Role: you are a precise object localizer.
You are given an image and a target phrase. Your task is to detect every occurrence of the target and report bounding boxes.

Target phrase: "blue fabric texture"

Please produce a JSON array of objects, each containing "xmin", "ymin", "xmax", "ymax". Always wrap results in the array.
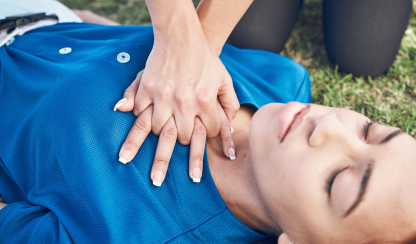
[{"xmin": 0, "ymin": 23, "xmax": 312, "ymax": 243}]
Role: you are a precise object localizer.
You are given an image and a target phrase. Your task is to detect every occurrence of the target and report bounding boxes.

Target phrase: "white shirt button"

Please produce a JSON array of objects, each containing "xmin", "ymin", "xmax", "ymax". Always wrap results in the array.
[
  {"xmin": 117, "ymin": 52, "xmax": 130, "ymax": 63},
  {"xmin": 59, "ymin": 47, "xmax": 72, "ymax": 54},
  {"xmin": 6, "ymin": 37, "xmax": 15, "ymax": 46}
]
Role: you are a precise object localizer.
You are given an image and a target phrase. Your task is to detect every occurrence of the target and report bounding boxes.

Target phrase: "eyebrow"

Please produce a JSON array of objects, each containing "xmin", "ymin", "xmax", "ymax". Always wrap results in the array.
[
  {"xmin": 379, "ymin": 129, "xmax": 404, "ymax": 144},
  {"xmin": 344, "ymin": 164, "xmax": 373, "ymax": 217}
]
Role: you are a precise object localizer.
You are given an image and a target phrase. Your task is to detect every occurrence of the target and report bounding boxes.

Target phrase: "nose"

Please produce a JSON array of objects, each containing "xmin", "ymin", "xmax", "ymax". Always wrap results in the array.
[{"xmin": 308, "ymin": 112, "xmax": 344, "ymax": 147}]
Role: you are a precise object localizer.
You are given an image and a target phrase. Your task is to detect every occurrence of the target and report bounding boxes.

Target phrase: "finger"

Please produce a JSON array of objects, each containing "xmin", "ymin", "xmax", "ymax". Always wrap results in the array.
[
  {"xmin": 118, "ymin": 105, "xmax": 153, "ymax": 164},
  {"xmin": 217, "ymin": 101, "xmax": 236, "ymax": 160},
  {"xmin": 218, "ymin": 74, "xmax": 240, "ymax": 130},
  {"xmin": 150, "ymin": 116, "xmax": 177, "ymax": 187},
  {"xmin": 175, "ymin": 113, "xmax": 196, "ymax": 145},
  {"xmin": 133, "ymin": 72, "xmax": 154, "ymax": 117},
  {"xmin": 197, "ymin": 102, "xmax": 221, "ymax": 139},
  {"xmin": 188, "ymin": 117, "xmax": 206, "ymax": 183},
  {"xmin": 173, "ymin": 90, "xmax": 197, "ymax": 144},
  {"xmin": 151, "ymin": 102, "xmax": 173, "ymax": 136},
  {"xmin": 114, "ymin": 70, "xmax": 143, "ymax": 112}
]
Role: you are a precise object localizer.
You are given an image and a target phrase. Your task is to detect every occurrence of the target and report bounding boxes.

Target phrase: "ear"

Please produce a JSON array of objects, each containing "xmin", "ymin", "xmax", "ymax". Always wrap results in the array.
[{"xmin": 278, "ymin": 233, "xmax": 295, "ymax": 244}]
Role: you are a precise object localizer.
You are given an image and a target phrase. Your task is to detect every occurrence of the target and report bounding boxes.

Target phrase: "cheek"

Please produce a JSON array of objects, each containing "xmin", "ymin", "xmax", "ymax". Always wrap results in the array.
[
  {"xmin": 257, "ymin": 151, "xmax": 340, "ymax": 232},
  {"xmin": 255, "ymin": 152, "xmax": 319, "ymax": 214},
  {"xmin": 264, "ymin": 167, "xmax": 331, "ymax": 242}
]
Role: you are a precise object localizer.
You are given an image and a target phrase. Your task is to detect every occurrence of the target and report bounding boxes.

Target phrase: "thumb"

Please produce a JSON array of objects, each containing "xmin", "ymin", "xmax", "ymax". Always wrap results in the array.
[
  {"xmin": 278, "ymin": 233, "xmax": 295, "ymax": 244},
  {"xmin": 114, "ymin": 70, "xmax": 143, "ymax": 112},
  {"xmin": 217, "ymin": 75, "xmax": 240, "ymax": 128}
]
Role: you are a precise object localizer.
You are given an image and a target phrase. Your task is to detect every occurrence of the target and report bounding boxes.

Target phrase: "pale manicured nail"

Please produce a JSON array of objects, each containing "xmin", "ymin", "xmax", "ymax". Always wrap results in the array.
[
  {"xmin": 113, "ymin": 98, "xmax": 127, "ymax": 111},
  {"xmin": 228, "ymin": 147, "xmax": 236, "ymax": 160},
  {"xmin": 119, "ymin": 150, "xmax": 131, "ymax": 164},
  {"xmin": 192, "ymin": 167, "xmax": 202, "ymax": 183},
  {"xmin": 230, "ymin": 127, "xmax": 234, "ymax": 134},
  {"xmin": 153, "ymin": 170, "xmax": 164, "ymax": 187}
]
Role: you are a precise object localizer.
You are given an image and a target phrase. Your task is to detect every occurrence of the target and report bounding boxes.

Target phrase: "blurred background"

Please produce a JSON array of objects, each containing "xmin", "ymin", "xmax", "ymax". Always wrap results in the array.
[{"xmin": 60, "ymin": 0, "xmax": 416, "ymax": 137}]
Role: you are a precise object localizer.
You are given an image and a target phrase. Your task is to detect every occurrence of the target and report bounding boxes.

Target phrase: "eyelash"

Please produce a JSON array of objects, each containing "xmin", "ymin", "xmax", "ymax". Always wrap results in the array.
[
  {"xmin": 325, "ymin": 121, "xmax": 374, "ymax": 195},
  {"xmin": 325, "ymin": 170, "xmax": 340, "ymax": 196},
  {"xmin": 364, "ymin": 121, "xmax": 374, "ymax": 140}
]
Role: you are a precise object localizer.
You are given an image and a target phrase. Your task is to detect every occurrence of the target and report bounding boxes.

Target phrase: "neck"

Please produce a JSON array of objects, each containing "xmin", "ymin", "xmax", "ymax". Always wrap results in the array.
[{"xmin": 206, "ymin": 106, "xmax": 281, "ymax": 237}]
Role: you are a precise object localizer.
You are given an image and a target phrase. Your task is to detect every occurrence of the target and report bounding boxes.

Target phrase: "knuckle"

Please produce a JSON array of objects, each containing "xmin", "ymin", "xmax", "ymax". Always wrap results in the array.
[
  {"xmin": 125, "ymin": 139, "xmax": 140, "ymax": 149},
  {"xmin": 190, "ymin": 155, "xmax": 203, "ymax": 164},
  {"xmin": 173, "ymin": 91, "xmax": 187, "ymax": 104},
  {"xmin": 196, "ymin": 93, "xmax": 212, "ymax": 106},
  {"xmin": 193, "ymin": 125, "xmax": 206, "ymax": 135},
  {"xmin": 133, "ymin": 109, "xmax": 140, "ymax": 117},
  {"xmin": 207, "ymin": 126, "xmax": 220, "ymax": 138},
  {"xmin": 162, "ymin": 126, "xmax": 177, "ymax": 141},
  {"xmin": 178, "ymin": 137, "xmax": 191, "ymax": 145},
  {"xmin": 133, "ymin": 118, "xmax": 150, "ymax": 133},
  {"xmin": 232, "ymin": 103, "xmax": 241, "ymax": 112},
  {"xmin": 125, "ymin": 86, "xmax": 136, "ymax": 96},
  {"xmin": 223, "ymin": 135, "xmax": 233, "ymax": 144},
  {"xmin": 221, "ymin": 118, "xmax": 231, "ymax": 127},
  {"xmin": 152, "ymin": 125, "xmax": 161, "ymax": 135},
  {"xmin": 141, "ymin": 81, "xmax": 154, "ymax": 92},
  {"xmin": 155, "ymin": 157, "xmax": 169, "ymax": 167},
  {"xmin": 156, "ymin": 85, "xmax": 171, "ymax": 99}
]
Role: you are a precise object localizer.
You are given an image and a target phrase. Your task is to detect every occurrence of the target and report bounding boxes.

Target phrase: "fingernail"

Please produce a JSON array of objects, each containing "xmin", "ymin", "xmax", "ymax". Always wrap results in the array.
[
  {"xmin": 231, "ymin": 127, "xmax": 234, "ymax": 134},
  {"xmin": 119, "ymin": 150, "xmax": 131, "ymax": 164},
  {"xmin": 228, "ymin": 147, "xmax": 236, "ymax": 160},
  {"xmin": 192, "ymin": 167, "xmax": 201, "ymax": 183},
  {"xmin": 153, "ymin": 170, "xmax": 164, "ymax": 187},
  {"xmin": 113, "ymin": 98, "xmax": 127, "ymax": 111}
]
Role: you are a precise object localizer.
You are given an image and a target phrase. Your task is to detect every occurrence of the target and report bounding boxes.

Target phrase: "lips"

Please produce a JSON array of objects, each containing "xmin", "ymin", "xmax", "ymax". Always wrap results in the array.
[{"xmin": 277, "ymin": 102, "xmax": 308, "ymax": 141}]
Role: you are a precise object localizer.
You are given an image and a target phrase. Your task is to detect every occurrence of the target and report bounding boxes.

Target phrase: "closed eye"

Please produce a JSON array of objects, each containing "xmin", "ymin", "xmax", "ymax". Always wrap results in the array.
[
  {"xmin": 325, "ymin": 170, "xmax": 341, "ymax": 196},
  {"xmin": 364, "ymin": 121, "xmax": 374, "ymax": 140}
]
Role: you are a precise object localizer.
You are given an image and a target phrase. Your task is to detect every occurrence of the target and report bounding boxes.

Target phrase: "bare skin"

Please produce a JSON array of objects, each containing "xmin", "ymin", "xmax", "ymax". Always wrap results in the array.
[
  {"xmin": 197, "ymin": 0, "xmax": 255, "ymax": 55},
  {"xmin": 112, "ymin": 67, "xmax": 416, "ymax": 243},
  {"xmin": 4, "ymin": 98, "xmax": 416, "ymax": 243},
  {"xmin": 0, "ymin": 202, "xmax": 6, "ymax": 211},
  {"xmin": 207, "ymin": 105, "xmax": 280, "ymax": 237},
  {"xmin": 71, "ymin": 10, "xmax": 119, "ymax": 26},
  {"xmin": 205, "ymin": 102, "xmax": 416, "ymax": 243},
  {"xmin": 116, "ymin": 0, "xmax": 255, "ymax": 186},
  {"xmin": 250, "ymin": 102, "xmax": 416, "ymax": 243}
]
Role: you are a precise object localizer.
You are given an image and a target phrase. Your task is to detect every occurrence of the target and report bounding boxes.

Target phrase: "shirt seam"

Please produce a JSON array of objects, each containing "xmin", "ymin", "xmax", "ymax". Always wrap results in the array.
[
  {"xmin": 164, "ymin": 209, "xmax": 228, "ymax": 244},
  {"xmin": 293, "ymin": 68, "xmax": 309, "ymax": 102},
  {"xmin": 168, "ymin": 166, "xmax": 192, "ymax": 229}
]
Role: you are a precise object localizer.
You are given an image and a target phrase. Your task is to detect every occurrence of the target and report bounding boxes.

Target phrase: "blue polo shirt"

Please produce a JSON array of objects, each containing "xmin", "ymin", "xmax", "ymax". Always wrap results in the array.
[{"xmin": 0, "ymin": 23, "xmax": 311, "ymax": 243}]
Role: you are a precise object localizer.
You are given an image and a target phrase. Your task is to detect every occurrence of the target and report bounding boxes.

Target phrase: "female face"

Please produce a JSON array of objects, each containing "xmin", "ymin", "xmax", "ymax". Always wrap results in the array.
[{"xmin": 250, "ymin": 102, "xmax": 416, "ymax": 243}]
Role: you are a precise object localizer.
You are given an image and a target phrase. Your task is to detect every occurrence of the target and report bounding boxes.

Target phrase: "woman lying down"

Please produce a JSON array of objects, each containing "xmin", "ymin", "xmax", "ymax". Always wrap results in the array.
[{"xmin": 1, "ymin": 13, "xmax": 416, "ymax": 244}]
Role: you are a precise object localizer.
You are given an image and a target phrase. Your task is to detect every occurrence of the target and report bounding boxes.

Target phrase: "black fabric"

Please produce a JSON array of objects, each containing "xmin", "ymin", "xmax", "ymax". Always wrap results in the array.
[
  {"xmin": 323, "ymin": 0, "xmax": 413, "ymax": 77},
  {"xmin": 227, "ymin": 0, "xmax": 303, "ymax": 54},
  {"xmin": 227, "ymin": 0, "xmax": 413, "ymax": 77}
]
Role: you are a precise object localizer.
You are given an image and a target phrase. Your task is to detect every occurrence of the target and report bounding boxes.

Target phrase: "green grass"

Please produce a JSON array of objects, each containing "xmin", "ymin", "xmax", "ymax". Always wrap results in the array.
[{"xmin": 60, "ymin": 0, "xmax": 416, "ymax": 136}]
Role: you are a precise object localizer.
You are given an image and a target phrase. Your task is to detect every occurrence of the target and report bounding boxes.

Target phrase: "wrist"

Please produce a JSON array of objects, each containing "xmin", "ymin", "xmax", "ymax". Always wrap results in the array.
[
  {"xmin": 146, "ymin": 0, "xmax": 205, "ymax": 42},
  {"xmin": 196, "ymin": 0, "xmax": 255, "ymax": 56}
]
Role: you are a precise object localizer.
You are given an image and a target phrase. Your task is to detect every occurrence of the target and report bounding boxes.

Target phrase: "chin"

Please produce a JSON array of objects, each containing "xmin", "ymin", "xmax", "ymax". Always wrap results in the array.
[{"xmin": 249, "ymin": 102, "xmax": 285, "ymax": 162}]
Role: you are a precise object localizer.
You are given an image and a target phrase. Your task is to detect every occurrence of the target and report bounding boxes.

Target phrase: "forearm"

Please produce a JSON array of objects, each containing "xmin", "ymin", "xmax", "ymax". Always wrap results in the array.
[
  {"xmin": 145, "ymin": 0, "xmax": 207, "ymax": 46},
  {"xmin": 196, "ymin": 0, "xmax": 254, "ymax": 55},
  {"xmin": 72, "ymin": 10, "xmax": 119, "ymax": 25}
]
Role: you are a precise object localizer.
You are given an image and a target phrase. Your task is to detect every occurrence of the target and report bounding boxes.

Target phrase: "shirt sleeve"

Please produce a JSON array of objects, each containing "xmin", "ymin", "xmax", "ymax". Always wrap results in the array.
[
  {"xmin": 294, "ymin": 68, "xmax": 313, "ymax": 104},
  {"xmin": 0, "ymin": 202, "xmax": 73, "ymax": 244}
]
